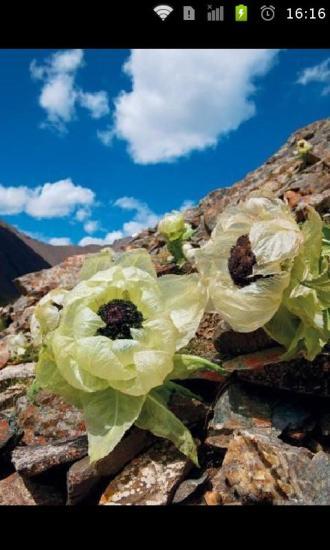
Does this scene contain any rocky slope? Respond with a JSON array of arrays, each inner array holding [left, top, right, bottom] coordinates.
[[0, 220, 103, 304], [0, 118, 329, 506]]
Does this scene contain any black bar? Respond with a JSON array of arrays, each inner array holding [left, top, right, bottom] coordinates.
[[0, 1, 328, 48]]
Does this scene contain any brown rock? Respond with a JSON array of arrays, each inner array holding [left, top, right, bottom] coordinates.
[[0, 413, 18, 451], [207, 429, 330, 505], [237, 352, 330, 397], [99, 440, 193, 505], [15, 390, 85, 446], [0, 472, 63, 505], [11, 436, 88, 477], [0, 338, 9, 369], [284, 190, 301, 209], [14, 254, 87, 299], [169, 393, 208, 429], [213, 327, 275, 357], [180, 312, 225, 365]]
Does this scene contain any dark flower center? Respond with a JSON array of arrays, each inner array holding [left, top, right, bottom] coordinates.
[[97, 299, 144, 340], [228, 234, 264, 288]]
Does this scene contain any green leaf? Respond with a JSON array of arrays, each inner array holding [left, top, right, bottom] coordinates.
[[322, 225, 330, 258], [265, 305, 300, 349], [82, 388, 145, 463], [135, 390, 199, 466], [169, 353, 227, 380], [164, 380, 204, 402], [36, 346, 84, 408], [167, 239, 185, 266], [304, 267, 330, 309], [79, 248, 114, 281], [182, 224, 195, 241]]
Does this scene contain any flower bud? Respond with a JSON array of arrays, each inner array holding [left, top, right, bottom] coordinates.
[[296, 139, 312, 156], [158, 212, 185, 242]]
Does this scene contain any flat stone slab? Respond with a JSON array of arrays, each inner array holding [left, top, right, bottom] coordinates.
[[237, 352, 330, 397], [0, 472, 63, 505], [0, 385, 27, 411], [12, 436, 88, 477], [16, 390, 85, 446], [100, 440, 193, 505], [207, 382, 318, 449], [67, 428, 154, 505], [0, 363, 35, 390]]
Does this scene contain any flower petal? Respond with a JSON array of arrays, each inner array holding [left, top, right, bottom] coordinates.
[[110, 350, 174, 396], [250, 218, 302, 267], [76, 336, 136, 382], [210, 272, 290, 332], [159, 274, 207, 349]]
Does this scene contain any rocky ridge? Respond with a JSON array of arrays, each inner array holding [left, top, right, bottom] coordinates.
[[0, 119, 329, 505]]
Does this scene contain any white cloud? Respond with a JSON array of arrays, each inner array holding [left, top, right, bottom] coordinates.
[[97, 128, 115, 146], [114, 196, 159, 235], [179, 199, 195, 211], [297, 58, 330, 95], [0, 185, 30, 215], [0, 178, 95, 218], [107, 49, 279, 163], [78, 91, 110, 119], [84, 220, 99, 234], [78, 196, 159, 246], [49, 237, 72, 246], [30, 49, 109, 131], [75, 208, 90, 222]]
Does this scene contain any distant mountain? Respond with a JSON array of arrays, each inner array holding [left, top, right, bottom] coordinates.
[[0, 220, 101, 304]]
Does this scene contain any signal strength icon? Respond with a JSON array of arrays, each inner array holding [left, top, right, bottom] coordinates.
[[154, 5, 174, 21]]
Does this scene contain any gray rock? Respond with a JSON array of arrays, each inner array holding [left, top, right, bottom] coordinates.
[[0, 363, 35, 391], [207, 383, 278, 449], [99, 440, 194, 505], [11, 436, 88, 477], [172, 473, 208, 504], [0, 385, 28, 411]]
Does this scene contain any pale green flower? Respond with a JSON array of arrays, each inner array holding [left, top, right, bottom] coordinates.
[[296, 139, 312, 157], [158, 212, 186, 242], [7, 333, 29, 359], [36, 248, 213, 463], [158, 212, 195, 266], [265, 208, 330, 360], [30, 288, 68, 347], [195, 197, 303, 333]]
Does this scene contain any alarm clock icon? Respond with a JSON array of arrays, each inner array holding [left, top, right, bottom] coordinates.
[[260, 5, 276, 21]]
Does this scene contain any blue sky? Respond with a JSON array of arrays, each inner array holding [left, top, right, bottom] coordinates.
[[0, 49, 329, 246]]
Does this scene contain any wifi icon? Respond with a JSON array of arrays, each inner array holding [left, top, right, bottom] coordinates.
[[154, 5, 174, 21]]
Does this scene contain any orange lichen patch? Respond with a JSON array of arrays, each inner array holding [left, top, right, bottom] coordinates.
[[223, 347, 285, 373]]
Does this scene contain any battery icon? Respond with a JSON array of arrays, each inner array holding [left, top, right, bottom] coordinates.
[[235, 4, 248, 21]]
